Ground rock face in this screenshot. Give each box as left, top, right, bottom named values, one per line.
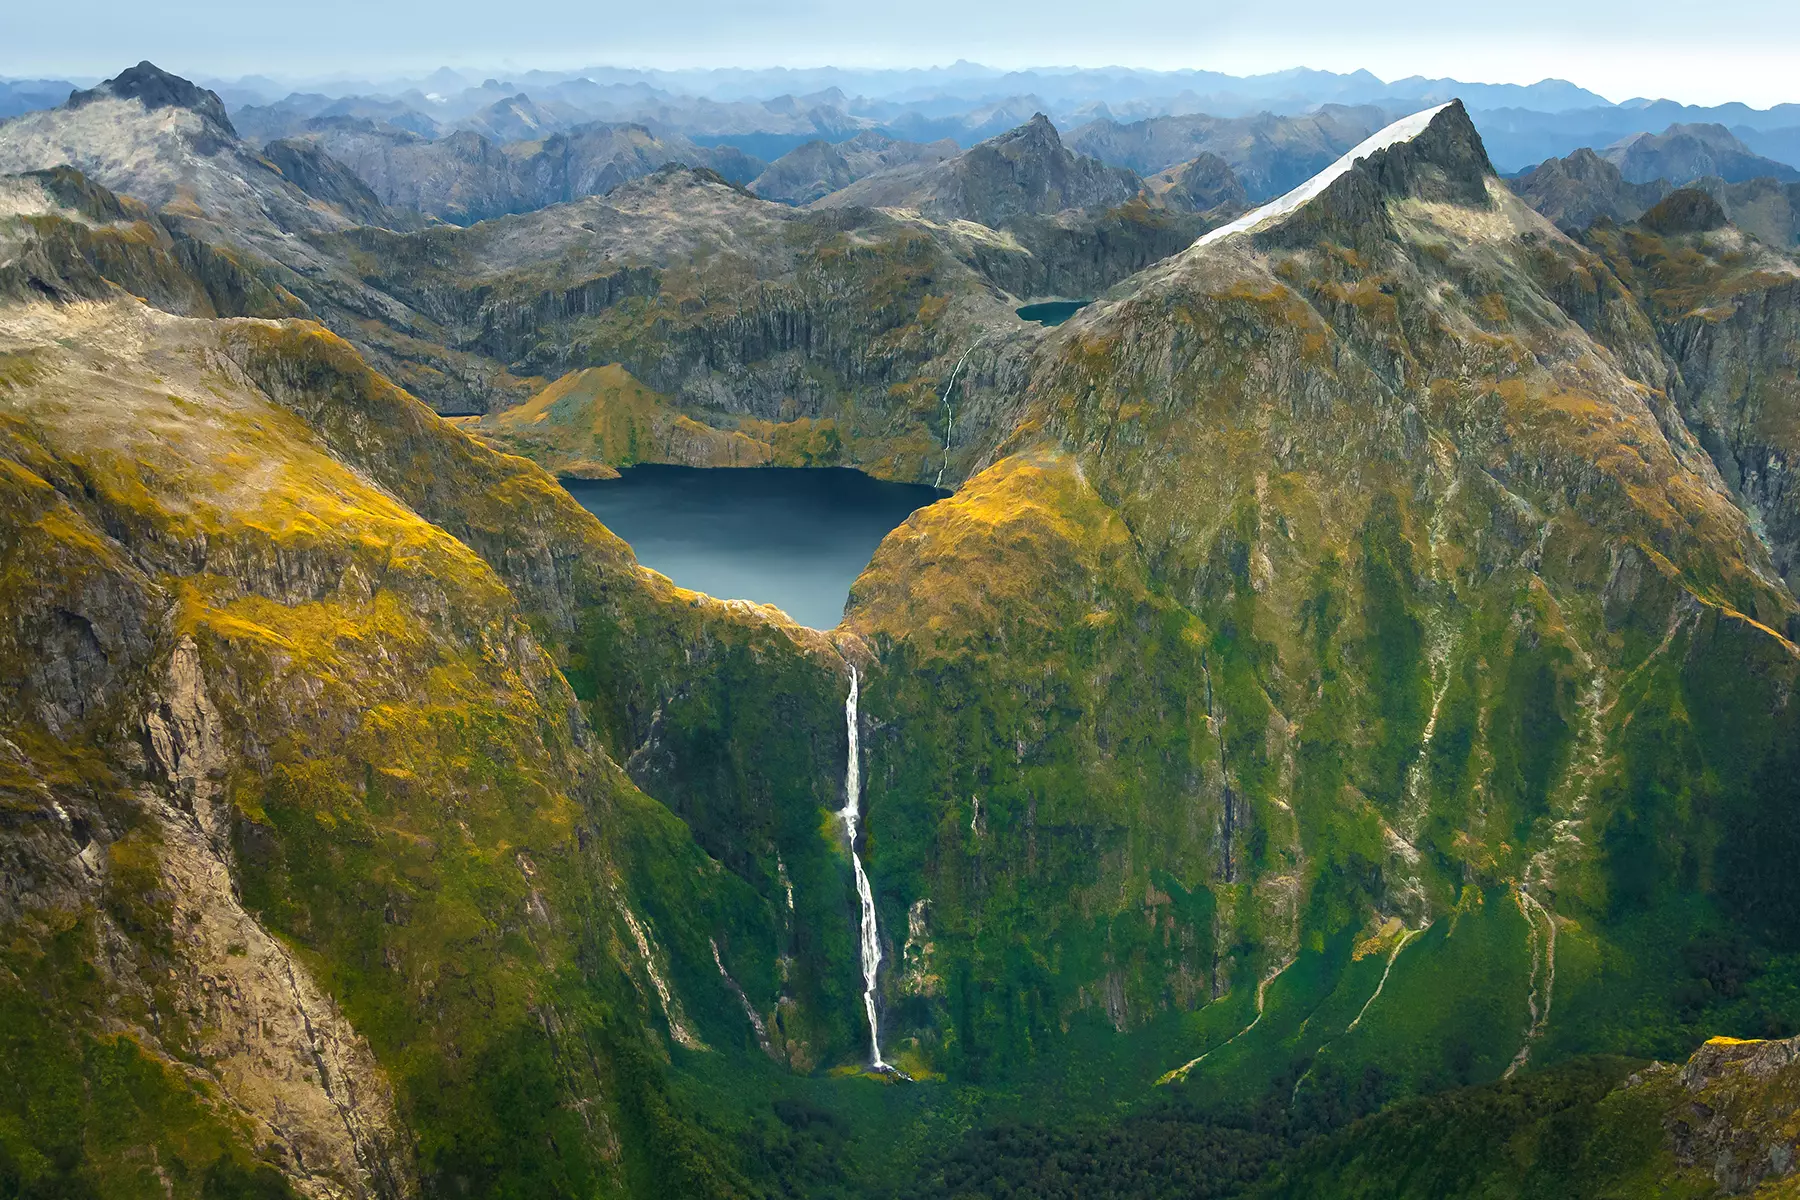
left=1667, top=1036, right=1800, bottom=1193
left=749, top=130, right=958, bottom=205
left=1604, top=122, right=1800, bottom=185
left=1582, top=205, right=1800, bottom=593
left=813, top=114, right=1144, bottom=225
left=261, top=136, right=396, bottom=226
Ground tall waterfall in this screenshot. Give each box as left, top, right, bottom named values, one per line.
left=842, top=666, right=888, bottom=1069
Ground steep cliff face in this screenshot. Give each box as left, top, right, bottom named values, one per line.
left=0, top=183, right=871, bottom=1198
left=1579, top=196, right=1800, bottom=594
left=834, top=104, right=1800, bottom=1105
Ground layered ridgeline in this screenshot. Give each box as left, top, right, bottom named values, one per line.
left=0, top=62, right=1221, bottom=431
left=5, top=80, right=1800, bottom=1200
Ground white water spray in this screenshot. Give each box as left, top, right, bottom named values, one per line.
left=842, top=667, right=889, bottom=1070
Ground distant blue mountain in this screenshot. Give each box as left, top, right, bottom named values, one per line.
left=0, top=79, right=80, bottom=119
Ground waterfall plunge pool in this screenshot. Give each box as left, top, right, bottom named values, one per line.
left=563, top=465, right=946, bottom=630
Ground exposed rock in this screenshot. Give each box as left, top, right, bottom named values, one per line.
left=68, top=60, right=237, bottom=139
left=1665, top=1037, right=1800, bottom=1193
left=261, top=137, right=401, bottom=227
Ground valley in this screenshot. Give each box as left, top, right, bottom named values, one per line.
left=1, top=52, right=1799, bottom=1200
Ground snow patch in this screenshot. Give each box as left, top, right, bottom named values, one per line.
left=1194, top=103, right=1453, bottom=249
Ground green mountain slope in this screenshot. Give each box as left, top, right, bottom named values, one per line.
left=3, top=89, right=1800, bottom=1200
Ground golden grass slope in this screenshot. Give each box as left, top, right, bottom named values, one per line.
left=478, top=363, right=773, bottom=476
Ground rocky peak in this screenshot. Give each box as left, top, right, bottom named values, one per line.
left=1242, top=100, right=1495, bottom=252
left=68, top=61, right=237, bottom=138
left=992, top=113, right=1062, bottom=154
left=1358, top=100, right=1494, bottom=206
left=1539, top=145, right=1621, bottom=185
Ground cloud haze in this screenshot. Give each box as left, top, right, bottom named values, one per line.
left=4, top=0, right=1795, bottom=107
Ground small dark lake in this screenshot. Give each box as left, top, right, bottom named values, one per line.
left=1017, top=300, right=1090, bottom=326
left=563, top=465, right=946, bottom=629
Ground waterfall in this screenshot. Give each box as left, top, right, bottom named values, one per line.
left=842, top=666, right=888, bottom=1069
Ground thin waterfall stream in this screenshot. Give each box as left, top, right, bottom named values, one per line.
left=842, top=666, right=892, bottom=1072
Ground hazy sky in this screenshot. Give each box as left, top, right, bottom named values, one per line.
left=5, top=0, right=1796, bottom=107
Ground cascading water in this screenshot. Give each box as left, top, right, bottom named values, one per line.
left=842, top=666, right=888, bottom=1070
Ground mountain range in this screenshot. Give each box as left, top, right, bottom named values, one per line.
left=3, top=59, right=1800, bottom=1200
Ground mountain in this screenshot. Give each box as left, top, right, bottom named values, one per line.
left=0, top=78, right=79, bottom=119
left=0, top=62, right=404, bottom=256
left=1603, top=122, right=1800, bottom=185
left=1580, top=188, right=1800, bottom=590
left=813, top=114, right=1143, bottom=225
left=231, top=92, right=445, bottom=144
left=0, top=167, right=856, bottom=1198
left=1066, top=105, right=1387, bottom=200
left=453, top=92, right=589, bottom=142
left=290, top=117, right=762, bottom=224
left=1142, top=152, right=1248, bottom=213
left=1511, top=147, right=1800, bottom=248
left=748, top=130, right=958, bottom=205
left=0, top=63, right=531, bottom=415
left=845, top=98, right=1800, bottom=1118
left=1509, top=146, right=1673, bottom=229
left=7, top=73, right=1800, bottom=1200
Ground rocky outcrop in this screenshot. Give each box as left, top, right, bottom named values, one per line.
left=1665, top=1036, right=1800, bottom=1193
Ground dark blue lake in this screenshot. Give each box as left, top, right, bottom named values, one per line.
left=563, top=465, right=945, bottom=629
left=1017, top=300, right=1090, bottom=326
